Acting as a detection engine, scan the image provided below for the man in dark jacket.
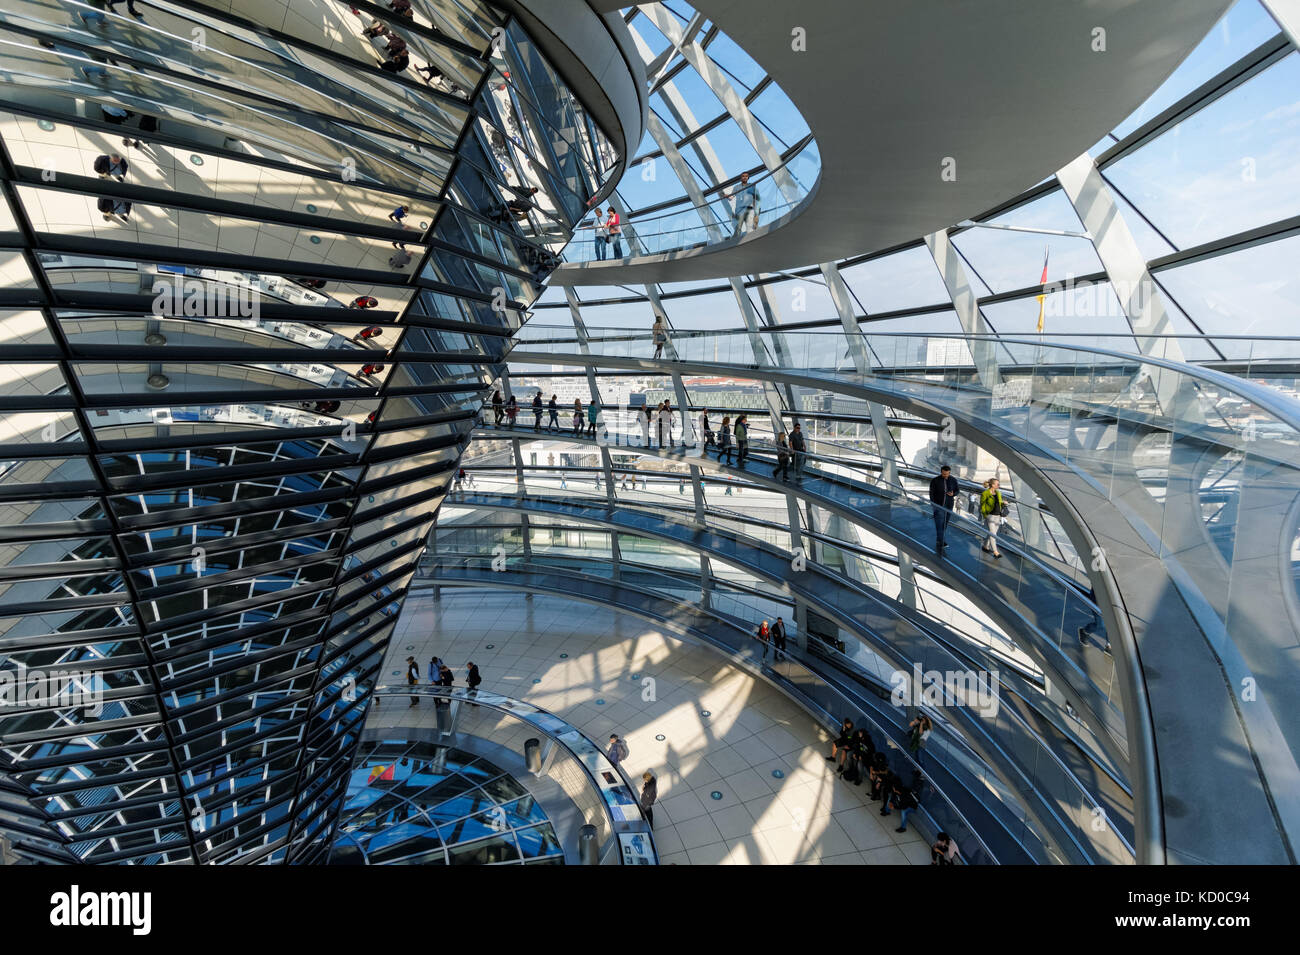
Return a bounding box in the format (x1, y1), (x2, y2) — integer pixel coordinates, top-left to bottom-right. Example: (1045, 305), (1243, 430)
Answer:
(532, 391), (543, 431)
(790, 422), (807, 476)
(929, 464), (959, 553)
(771, 616), (788, 661)
(406, 656), (420, 707)
(466, 662), (482, 705)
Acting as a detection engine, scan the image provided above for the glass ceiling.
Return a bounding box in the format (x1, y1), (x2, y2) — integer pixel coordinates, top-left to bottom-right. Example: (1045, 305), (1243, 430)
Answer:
(541, 0), (1299, 369)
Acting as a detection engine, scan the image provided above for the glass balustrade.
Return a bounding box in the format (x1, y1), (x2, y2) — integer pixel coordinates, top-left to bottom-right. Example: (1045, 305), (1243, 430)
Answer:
(561, 139), (819, 263)
(366, 685), (655, 864)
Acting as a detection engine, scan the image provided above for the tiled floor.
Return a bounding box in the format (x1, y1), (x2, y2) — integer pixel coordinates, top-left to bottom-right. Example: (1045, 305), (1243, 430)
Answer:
(385, 590), (930, 865)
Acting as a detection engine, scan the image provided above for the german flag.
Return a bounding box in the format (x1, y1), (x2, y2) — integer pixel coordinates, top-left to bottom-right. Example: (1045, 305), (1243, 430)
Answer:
(367, 762), (396, 783)
(1035, 246), (1050, 332)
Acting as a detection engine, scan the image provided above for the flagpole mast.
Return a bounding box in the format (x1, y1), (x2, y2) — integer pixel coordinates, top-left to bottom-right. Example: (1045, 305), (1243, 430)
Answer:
(1036, 243), (1049, 366)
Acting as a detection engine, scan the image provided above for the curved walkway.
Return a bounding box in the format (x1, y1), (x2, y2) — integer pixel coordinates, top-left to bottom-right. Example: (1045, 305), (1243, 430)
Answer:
(472, 423), (1127, 763)
(445, 489), (1135, 863)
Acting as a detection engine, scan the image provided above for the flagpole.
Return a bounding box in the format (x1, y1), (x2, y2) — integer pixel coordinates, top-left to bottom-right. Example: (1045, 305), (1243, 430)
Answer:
(1035, 244), (1049, 366)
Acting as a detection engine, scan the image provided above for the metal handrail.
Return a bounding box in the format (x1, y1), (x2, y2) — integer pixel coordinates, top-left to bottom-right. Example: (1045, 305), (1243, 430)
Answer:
(367, 683), (658, 865)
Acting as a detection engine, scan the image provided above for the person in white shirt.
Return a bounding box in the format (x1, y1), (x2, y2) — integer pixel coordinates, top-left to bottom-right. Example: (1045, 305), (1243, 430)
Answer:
(591, 209), (609, 260)
(657, 402), (673, 449)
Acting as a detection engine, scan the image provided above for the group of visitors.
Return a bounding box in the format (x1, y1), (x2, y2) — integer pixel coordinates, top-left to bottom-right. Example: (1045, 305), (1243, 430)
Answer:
(356, 1), (415, 72)
(524, 391), (600, 436)
(699, 413), (808, 480)
(86, 105), (156, 224)
(489, 390), (515, 426)
(929, 465), (1008, 559)
(405, 654), (482, 706)
(578, 172), (757, 263)
(640, 400), (681, 448)
(826, 716), (958, 862)
(487, 383), (823, 489)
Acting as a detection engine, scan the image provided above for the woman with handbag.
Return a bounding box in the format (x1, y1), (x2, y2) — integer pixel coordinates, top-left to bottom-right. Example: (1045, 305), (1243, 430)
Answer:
(979, 478), (1006, 558)
(652, 316), (668, 360)
(716, 416), (733, 465)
